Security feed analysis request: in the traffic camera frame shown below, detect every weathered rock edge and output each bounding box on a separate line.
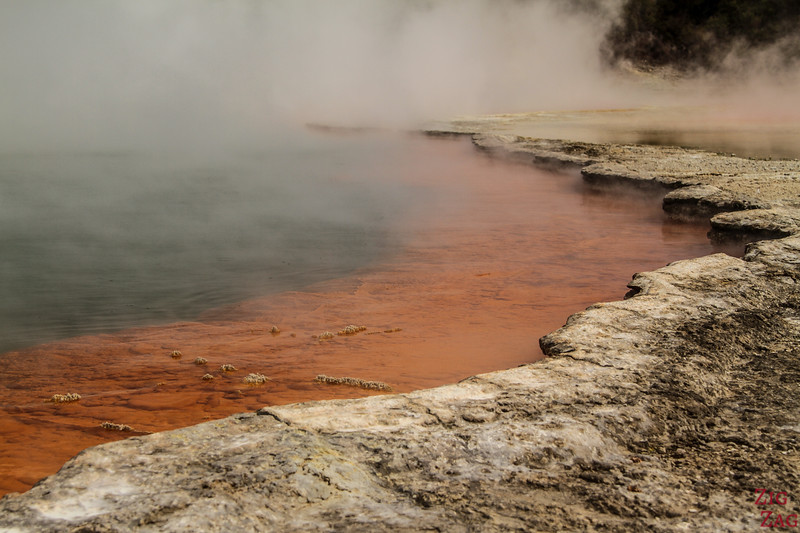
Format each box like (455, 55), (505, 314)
(1, 137), (799, 532)
(468, 133), (800, 240)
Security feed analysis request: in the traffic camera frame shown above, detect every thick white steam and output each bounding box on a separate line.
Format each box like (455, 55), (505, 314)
(0, 0), (627, 151)
(0, 0), (796, 153)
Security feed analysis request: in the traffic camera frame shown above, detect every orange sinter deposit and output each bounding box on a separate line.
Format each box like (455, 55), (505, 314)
(0, 136), (739, 495)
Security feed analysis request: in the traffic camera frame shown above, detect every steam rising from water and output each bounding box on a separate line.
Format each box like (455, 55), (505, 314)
(1, 0), (798, 152)
(1, 0), (624, 152)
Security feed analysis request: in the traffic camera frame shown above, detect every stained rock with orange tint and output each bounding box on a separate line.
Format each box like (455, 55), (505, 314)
(2, 235), (798, 531)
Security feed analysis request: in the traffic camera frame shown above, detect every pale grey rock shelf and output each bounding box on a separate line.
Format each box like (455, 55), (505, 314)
(1, 134), (799, 532)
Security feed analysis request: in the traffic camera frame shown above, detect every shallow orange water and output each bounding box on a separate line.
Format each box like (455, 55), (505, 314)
(0, 136), (739, 495)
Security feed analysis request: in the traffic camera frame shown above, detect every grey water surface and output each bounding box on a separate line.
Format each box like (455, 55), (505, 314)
(0, 132), (422, 354)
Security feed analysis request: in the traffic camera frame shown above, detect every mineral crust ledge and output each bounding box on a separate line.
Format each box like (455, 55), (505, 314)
(1, 135), (799, 532)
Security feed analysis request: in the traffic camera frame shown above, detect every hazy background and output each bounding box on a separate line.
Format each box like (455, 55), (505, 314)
(3, 0), (799, 154)
(0, 0), (632, 153)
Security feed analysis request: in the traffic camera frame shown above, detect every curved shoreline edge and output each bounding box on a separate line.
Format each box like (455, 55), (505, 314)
(1, 134), (799, 531)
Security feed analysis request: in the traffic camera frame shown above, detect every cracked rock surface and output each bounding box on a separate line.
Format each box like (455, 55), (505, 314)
(2, 134), (800, 532)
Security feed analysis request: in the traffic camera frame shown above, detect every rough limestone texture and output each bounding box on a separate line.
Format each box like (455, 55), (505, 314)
(1, 135), (800, 532)
(711, 208), (800, 240)
(468, 133), (800, 235)
(1, 237), (799, 532)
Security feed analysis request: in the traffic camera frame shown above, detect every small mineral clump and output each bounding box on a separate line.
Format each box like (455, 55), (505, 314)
(243, 373), (270, 385)
(194, 357), (208, 365)
(270, 326), (281, 335)
(48, 393), (81, 403)
(220, 364), (237, 372)
(100, 421), (133, 432)
(314, 374), (393, 391)
(317, 331), (335, 340)
(202, 374), (215, 381)
(170, 350), (182, 359)
(337, 325), (367, 336)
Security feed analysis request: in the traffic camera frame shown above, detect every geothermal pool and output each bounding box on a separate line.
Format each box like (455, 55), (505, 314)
(0, 132), (739, 494)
